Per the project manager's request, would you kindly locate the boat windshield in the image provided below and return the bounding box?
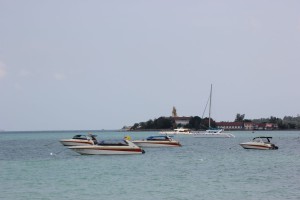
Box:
[147,136,171,141]
[72,135,88,140]
[98,140,129,146]
[253,137,271,143]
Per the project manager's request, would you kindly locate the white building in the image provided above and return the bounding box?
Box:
[173,117,191,126]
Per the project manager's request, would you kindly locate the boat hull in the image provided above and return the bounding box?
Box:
[132,141,181,147]
[159,128,192,135]
[159,132,193,135]
[68,146,144,155]
[240,143,278,150]
[193,133,234,138]
[69,140,145,155]
[60,139,94,146]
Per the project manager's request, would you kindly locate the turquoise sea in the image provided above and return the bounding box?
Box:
[1,131,300,200]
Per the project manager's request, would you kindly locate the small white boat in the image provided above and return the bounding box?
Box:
[60,134,98,146]
[193,129,235,138]
[160,128,192,135]
[68,140,145,155]
[132,136,182,147]
[240,137,278,150]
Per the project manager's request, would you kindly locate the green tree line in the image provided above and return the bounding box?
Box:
[130,116,214,130]
[129,114,300,130]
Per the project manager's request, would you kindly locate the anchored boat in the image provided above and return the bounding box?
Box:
[194,84,234,138]
[240,137,278,150]
[160,128,192,135]
[60,134,98,146]
[132,136,182,147]
[68,139,145,155]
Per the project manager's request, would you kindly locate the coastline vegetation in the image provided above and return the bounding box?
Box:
[126,114,300,131]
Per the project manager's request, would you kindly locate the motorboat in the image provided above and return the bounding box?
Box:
[193,129,235,138]
[160,128,192,135]
[240,137,278,150]
[60,134,98,146]
[68,139,145,155]
[132,136,182,147]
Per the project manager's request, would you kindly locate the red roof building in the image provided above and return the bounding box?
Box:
[244,122,259,130]
[216,122,244,130]
[215,121,279,130]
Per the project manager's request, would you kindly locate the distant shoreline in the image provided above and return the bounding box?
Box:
[0,129,120,133]
[126,129,300,132]
[1,129,300,134]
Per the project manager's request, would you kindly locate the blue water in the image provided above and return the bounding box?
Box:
[1,131,300,200]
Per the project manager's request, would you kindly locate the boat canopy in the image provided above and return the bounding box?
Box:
[253,137,272,142]
[72,135,88,140]
[72,134,97,140]
[253,136,272,139]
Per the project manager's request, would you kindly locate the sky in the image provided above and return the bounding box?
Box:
[0,1,300,131]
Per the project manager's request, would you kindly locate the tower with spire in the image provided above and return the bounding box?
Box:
[172,106,177,117]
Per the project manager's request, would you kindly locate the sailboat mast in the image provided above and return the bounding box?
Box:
[208,84,212,128]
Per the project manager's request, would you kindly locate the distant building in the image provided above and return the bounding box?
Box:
[244,122,278,130]
[244,122,258,130]
[217,122,279,130]
[172,106,178,117]
[264,123,278,130]
[257,123,265,130]
[171,106,191,126]
[216,122,244,130]
[173,116,191,126]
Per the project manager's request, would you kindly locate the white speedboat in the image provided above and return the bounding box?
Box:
[160,128,192,135]
[132,136,182,147]
[68,140,145,155]
[60,134,98,146]
[193,129,235,138]
[240,137,278,150]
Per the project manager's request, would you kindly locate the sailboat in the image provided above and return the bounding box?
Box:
[193,84,235,138]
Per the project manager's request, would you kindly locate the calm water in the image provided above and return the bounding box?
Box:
[1,131,300,200]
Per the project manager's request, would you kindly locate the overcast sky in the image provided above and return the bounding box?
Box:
[0,1,299,131]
